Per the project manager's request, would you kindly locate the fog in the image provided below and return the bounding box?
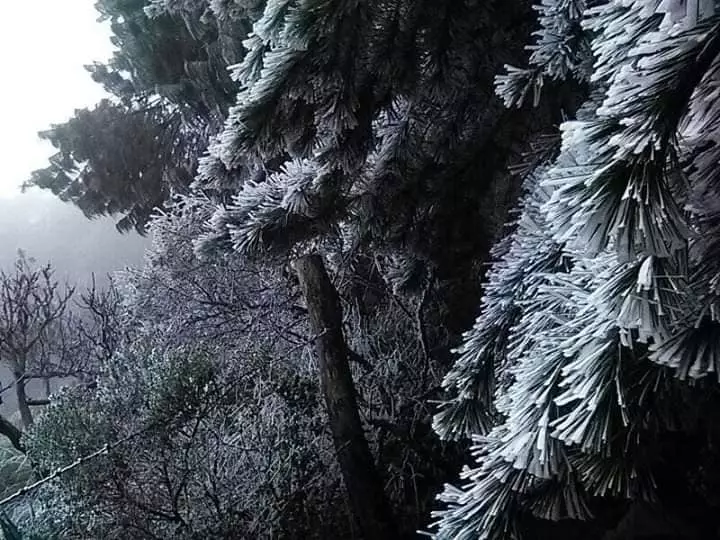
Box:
[0,188,148,285]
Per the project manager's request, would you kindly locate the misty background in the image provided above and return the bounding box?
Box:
[0,189,147,284]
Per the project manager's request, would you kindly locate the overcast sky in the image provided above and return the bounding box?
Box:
[0,1,113,197]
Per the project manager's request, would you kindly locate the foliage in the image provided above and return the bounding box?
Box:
[23,344,343,540]
[27,0,256,232]
[10,187,464,537]
[119,194,299,348]
[433,1,720,539]
[194,0,571,298]
[0,440,32,540]
[345,289,465,530]
[93,0,247,125]
[28,100,198,234]
[0,442,31,502]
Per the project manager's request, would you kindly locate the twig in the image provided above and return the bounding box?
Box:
[417,271,435,389]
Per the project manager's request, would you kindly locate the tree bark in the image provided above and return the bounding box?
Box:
[14,373,33,429]
[293,254,397,540]
[0,413,23,453]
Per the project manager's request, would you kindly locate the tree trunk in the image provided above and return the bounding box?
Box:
[0,413,23,453]
[293,254,397,540]
[14,373,33,429]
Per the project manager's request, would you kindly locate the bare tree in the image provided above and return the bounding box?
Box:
[74,274,126,366]
[0,253,75,429]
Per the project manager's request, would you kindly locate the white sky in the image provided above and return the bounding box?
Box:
[0,1,114,197]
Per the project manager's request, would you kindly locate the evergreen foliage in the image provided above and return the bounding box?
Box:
[433,1,720,538]
[194,0,566,279]
[92,0,245,126]
[26,0,254,233]
[28,100,198,233]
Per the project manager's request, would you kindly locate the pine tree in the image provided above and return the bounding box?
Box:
[28,0,255,233]
[433,1,720,538]
[190,2,574,536]
[28,100,197,233]
[92,0,244,126]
